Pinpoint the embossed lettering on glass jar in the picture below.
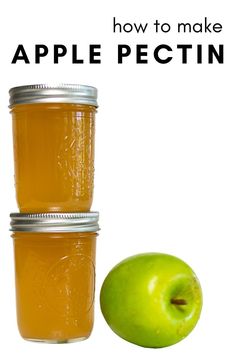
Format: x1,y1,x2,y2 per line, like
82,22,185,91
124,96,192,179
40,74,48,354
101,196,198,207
10,212,99,343
9,84,98,212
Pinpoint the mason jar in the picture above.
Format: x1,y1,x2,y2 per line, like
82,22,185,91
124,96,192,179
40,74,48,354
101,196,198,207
9,84,98,212
10,212,99,343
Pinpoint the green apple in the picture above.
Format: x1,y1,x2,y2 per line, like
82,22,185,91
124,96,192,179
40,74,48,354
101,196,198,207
100,253,202,348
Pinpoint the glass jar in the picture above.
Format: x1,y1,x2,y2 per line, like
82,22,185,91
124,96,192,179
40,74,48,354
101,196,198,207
10,212,99,343
9,84,98,212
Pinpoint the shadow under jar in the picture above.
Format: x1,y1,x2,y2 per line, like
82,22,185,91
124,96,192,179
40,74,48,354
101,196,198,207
10,212,99,343
9,84,98,212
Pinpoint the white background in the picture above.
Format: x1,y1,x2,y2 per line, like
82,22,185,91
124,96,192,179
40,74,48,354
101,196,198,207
0,0,235,352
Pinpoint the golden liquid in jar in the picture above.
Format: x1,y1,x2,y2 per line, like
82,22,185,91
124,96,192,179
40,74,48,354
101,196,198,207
13,232,96,342
11,103,96,212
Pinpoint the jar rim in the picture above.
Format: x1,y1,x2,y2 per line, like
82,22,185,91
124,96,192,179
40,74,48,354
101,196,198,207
9,84,98,108
10,212,100,233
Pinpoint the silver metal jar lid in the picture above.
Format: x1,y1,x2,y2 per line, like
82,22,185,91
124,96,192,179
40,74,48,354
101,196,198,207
9,84,98,108
10,212,99,233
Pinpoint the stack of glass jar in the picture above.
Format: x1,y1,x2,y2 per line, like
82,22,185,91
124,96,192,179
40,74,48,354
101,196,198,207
9,84,99,343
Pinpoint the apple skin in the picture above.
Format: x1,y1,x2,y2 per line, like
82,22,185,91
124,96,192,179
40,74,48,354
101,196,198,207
100,253,202,348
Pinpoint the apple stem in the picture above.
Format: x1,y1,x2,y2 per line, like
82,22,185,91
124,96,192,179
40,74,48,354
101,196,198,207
171,298,187,305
